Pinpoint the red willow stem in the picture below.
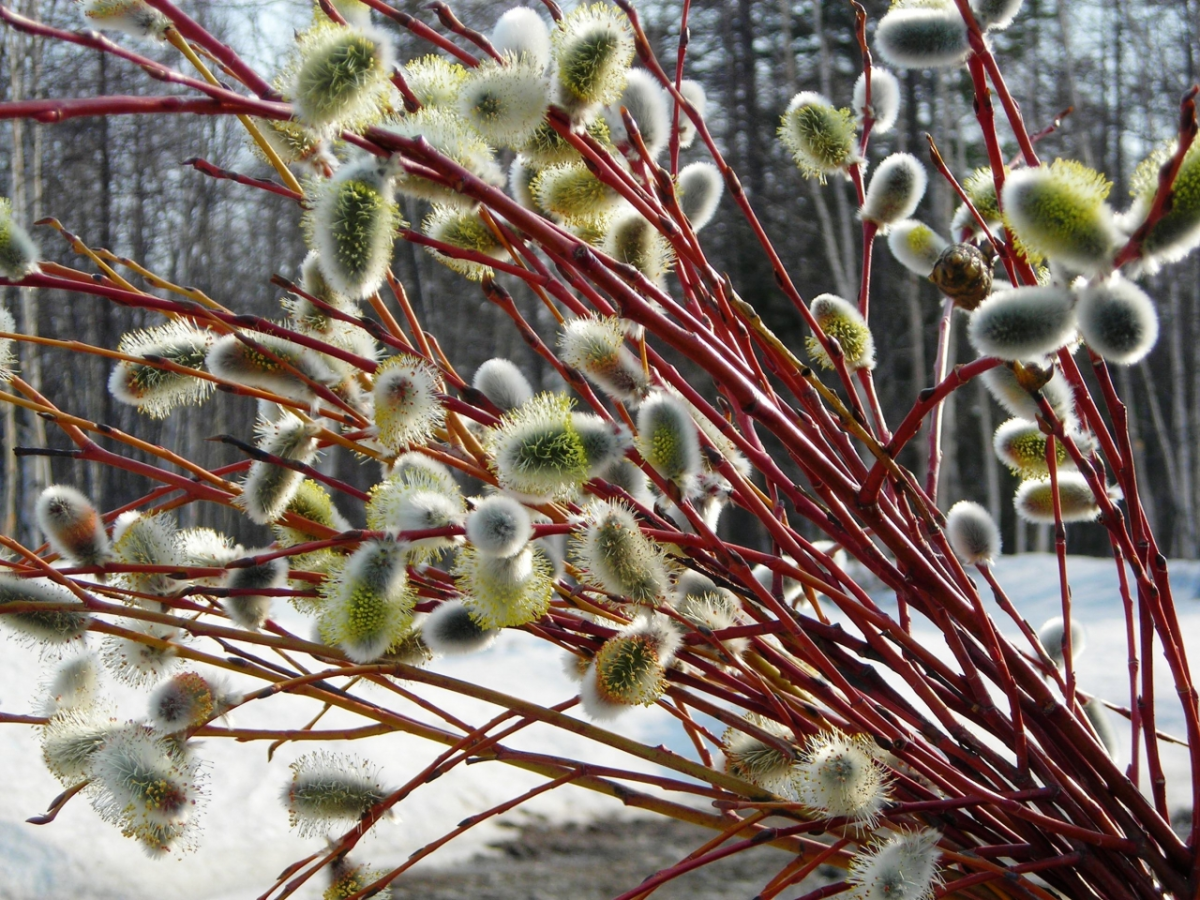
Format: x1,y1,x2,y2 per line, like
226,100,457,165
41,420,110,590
430,2,503,63
187,158,303,201
667,0,692,176
0,95,281,123
357,0,480,67
1113,86,1199,268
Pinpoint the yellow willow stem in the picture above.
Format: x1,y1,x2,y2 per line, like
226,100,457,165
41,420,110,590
479,207,565,325
40,218,141,294
165,29,304,197
97,250,229,312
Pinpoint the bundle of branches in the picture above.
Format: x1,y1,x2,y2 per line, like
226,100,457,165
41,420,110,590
0,1,1198,898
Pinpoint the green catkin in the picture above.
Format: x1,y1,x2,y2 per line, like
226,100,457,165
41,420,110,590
422,205,506,281
805,294,876,370
552,3,635,109
0,197,40,279
573,500,669,605
109,321,215,419
778,93,857,181
291,23,394,133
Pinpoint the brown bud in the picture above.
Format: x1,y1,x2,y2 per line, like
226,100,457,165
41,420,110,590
1012,360,1054,393
929,242,992,310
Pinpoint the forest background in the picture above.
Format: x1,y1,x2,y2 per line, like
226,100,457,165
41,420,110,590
1,0,1196,559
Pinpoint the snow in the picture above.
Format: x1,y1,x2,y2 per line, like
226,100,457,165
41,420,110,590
0,553,1197,899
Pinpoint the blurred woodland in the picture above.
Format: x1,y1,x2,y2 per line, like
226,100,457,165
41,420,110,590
1,0,1197,557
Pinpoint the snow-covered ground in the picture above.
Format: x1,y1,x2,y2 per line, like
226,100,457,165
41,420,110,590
0,553,1197,900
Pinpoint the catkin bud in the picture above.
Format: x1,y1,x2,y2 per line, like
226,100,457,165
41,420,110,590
1014,473,1101,523
521,116,614,166
852,68,901,134
581,613,680,719
1076,277,1159,365
274,480,350,547
992,417,1071,477
559,316,650,404
606,68,670,159
488,393,628,500
676,79,706,149
980,362,1076,425
861,153,927,227
0,575,91,646
573,499,669,605
320,540,415,663
150,671,227,732
324,859,388,900
473,358,534,412
945,501,1001,564
466,494,533,559
722,714,799,796
389,451,459,494
291,24,394,132
967,287,1077,361
970,0,1024,31
531,162,622,221
205,330,336,406
552,3,635,109
887,219,949,277
224,555,288,630
778,92,857,181
42,653,102,713
372,355,445,450
308,158,401,299
797,732,889,829
677,162,723,232
458,56,550,149
597,457,653,506
492,7,552,71
80,0,169,40
109,321,215,418
237,414,321,525
929,242,993,310
36,485,110,567
1037,616,1087,667
849,829,942,900
875,6,969,70
421,599,498,656
0,197,40,279
1125,140,1200,271
366,469,465,559
282,751,387,838
455,544,554,628
1001,160,1120,273
806,294,876,370
636,392,702,490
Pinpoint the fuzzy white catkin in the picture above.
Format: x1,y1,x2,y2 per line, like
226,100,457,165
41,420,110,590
849,829,942,900
607,68,670,158
678,162,723,231
223,556,288,631
979,363,1077,426
458,56,550,148
970,0,1024,31
1075,277,1160,365
473,358,534,412
945,501,1001,564
636,392,702,488
36,485,110,567
887,219,949,276
42,653,102,713
421,600,497,656
861,153,927,226
875,7,969,70
492,7,552,71
1038,615,1087,667
967,287,1077,361
311,157,398,299
466,494,533,559
852,68,900,134
1083,697,1120,762
676,79,706,149
1014,473,1100,524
